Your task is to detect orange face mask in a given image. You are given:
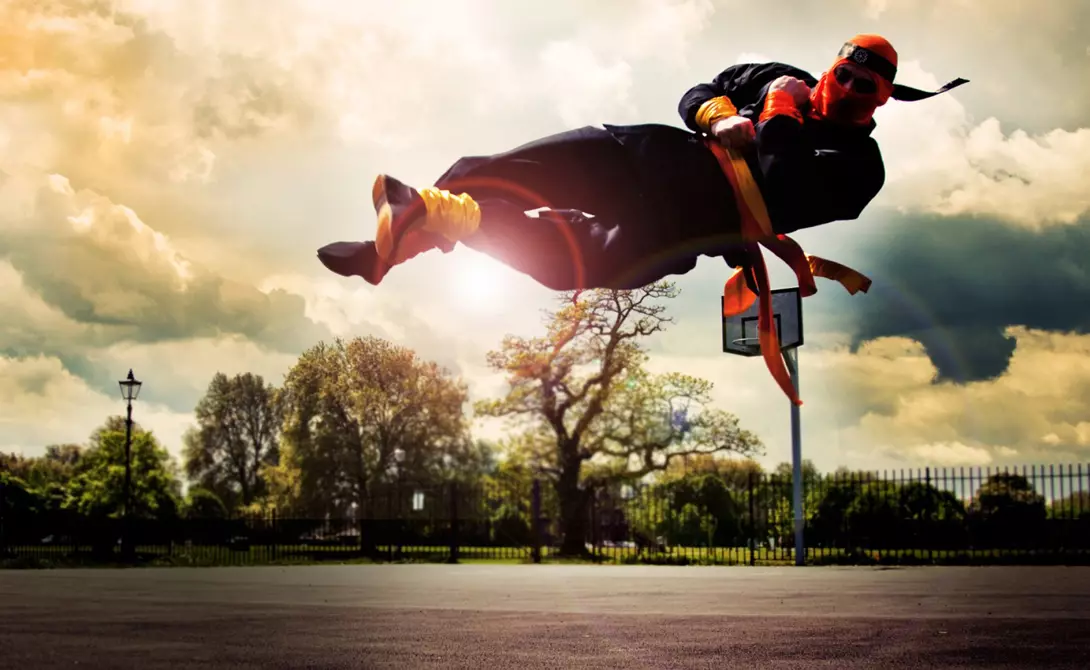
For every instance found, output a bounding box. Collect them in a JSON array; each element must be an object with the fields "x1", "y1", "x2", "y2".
[{"x1": 810, "y1": 34, "x2": 898, "y2": 125}]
